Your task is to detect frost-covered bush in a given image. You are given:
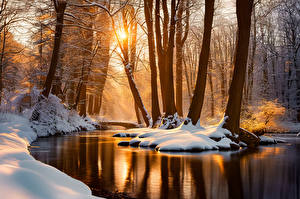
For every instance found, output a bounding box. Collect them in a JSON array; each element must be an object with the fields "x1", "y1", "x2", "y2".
[
  {"x1": 1, "y1": 88, "x2": 97, "y2": 136},
  {"x1": 0, "y1": 89, "x2": 31, "y2": 113},
  {"x1": 159, "y1": 113, "x2": 182, "y2": 129},
  {"x1": 241, "y1": 100, "x2": 286, "y2": 133}
]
